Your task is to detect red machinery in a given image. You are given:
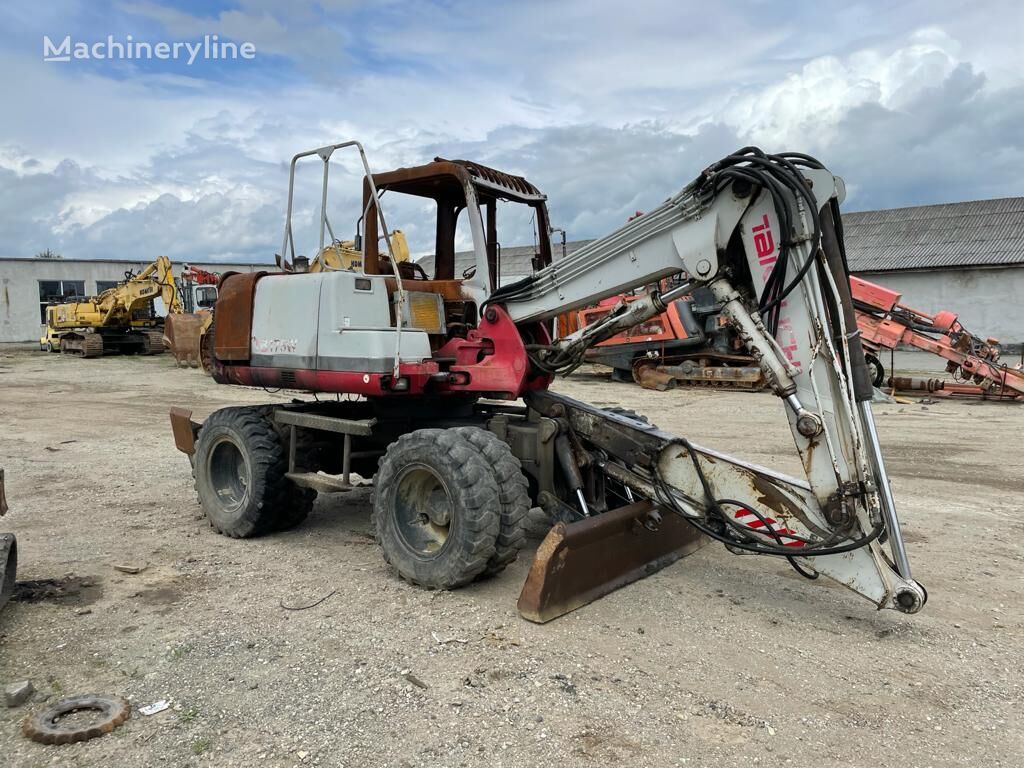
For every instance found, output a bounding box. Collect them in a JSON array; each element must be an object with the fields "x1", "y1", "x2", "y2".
[
  {"x1": 575, "y1": 275, "x2": 1023, "y2": 400},
  {"x1": 851, "y1": 276, "x2": 1024, "y2": 400},
  {"x1": 181, "y1": 264, "x2": 220, "y2": 285}
]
